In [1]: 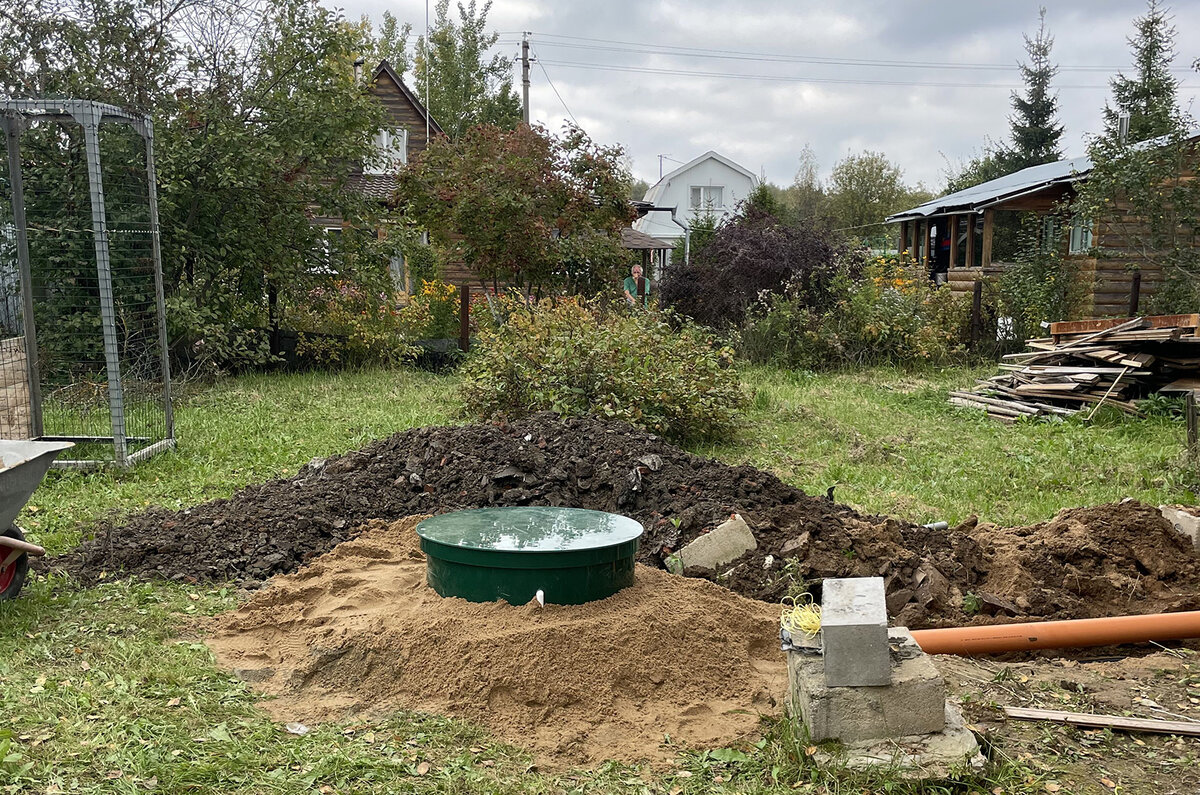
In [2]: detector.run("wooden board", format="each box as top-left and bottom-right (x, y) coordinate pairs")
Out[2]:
(1050, 314), (1200, 335)
(1004, 706), (1200, 737)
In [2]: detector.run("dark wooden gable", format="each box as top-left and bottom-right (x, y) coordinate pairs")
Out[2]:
(370, 60), (443, 155)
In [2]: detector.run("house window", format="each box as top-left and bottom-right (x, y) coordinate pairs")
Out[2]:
(689, 185), (724, 210)
(310, 226), (342, 274)
(365, 127), (408, 175)
(1041, 217), (1057, 253)
(1068, 216), (1093, 254)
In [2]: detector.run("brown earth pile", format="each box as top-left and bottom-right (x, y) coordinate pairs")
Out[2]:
(205, 517), (785, 768)
(53, 414), (1200, 628)
(705, 500), (1200, 627)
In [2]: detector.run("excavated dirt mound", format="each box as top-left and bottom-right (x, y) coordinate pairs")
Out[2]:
(701, 500), (1200, 628)
(205, 517), (785, 768)
(53, 413), (1200, 628)
(56, 412), (812, 583)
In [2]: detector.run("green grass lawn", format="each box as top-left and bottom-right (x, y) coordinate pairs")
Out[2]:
(715, 365), (1192, 527)
(1, 362), (1192, 794)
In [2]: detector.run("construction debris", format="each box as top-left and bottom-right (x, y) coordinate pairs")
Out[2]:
(952, 314), (1200, 422)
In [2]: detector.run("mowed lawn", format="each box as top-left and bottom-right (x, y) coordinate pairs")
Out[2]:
(0, 363), (1191, 794)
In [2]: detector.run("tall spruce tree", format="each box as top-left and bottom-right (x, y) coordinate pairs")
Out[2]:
(1007, 8), (1064, 169)
(1103, 0), (1180, 143)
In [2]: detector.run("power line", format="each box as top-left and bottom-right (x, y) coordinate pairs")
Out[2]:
(532, 46), (579, 127)
(533, 58), (1187, 90)
(500, 31), (1197, 74)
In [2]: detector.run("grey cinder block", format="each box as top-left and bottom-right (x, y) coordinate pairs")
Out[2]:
(822, 577), (889, 687)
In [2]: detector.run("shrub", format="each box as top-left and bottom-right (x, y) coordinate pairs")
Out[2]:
(287, 281), (417, 367)
(659, 207), (851, 328)
(459, 299), (745, 442)
(740, 257), (971, 369)
(405, 279), (462, 339)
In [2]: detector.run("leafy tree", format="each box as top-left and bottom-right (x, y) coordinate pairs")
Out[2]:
(826, 150), (910, 231)
(395, 123), (634, 295)
(944, 148), (1011, 193)
(1, 0), (392, 368)
(368, 10), (412, 75)
(410, 0), (522, 138)
(1008, 7), (1064, 170)
(630, 178), (651, 201)
(1103, 0), (1180, 143)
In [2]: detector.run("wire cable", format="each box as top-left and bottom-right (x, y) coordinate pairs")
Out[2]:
(532, 46), (579, 127)
(781, 593), (822, 638)
(501, 31), (1198, 73)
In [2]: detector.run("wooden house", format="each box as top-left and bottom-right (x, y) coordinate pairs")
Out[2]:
(313, 60), (474, 289)
(886, 132), (1199, 318)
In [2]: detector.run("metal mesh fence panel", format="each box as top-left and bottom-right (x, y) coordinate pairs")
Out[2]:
(0, 101), (173, 467)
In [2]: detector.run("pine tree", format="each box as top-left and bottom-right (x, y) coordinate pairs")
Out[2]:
(1007, 8), (1064, 170)
(1103, 0), (1180, 143)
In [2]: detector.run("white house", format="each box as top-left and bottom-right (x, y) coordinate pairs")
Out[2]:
(633, 150), (758, 247)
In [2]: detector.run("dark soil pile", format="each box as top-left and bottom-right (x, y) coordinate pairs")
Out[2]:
(54, 412), (818, 582)
(700, 500), (1200, 627)
(52, 413), (1200, 628)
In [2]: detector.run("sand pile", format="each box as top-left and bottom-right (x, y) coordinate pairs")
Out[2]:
(205, 517), (786, 767)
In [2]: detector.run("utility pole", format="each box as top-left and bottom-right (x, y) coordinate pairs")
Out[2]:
(521, 32), (531, 124)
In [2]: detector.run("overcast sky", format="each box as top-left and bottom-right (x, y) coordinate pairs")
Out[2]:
(331, 0), (1200, 193)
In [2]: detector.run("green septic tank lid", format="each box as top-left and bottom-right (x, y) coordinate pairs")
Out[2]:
(417, 507), (643, 604)
(416, 506), (643, 570)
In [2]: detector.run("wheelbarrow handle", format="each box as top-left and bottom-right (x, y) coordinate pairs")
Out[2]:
(1, 535), (45, 569)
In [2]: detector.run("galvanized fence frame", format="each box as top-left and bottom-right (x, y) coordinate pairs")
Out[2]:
(0, 99), (174, 467)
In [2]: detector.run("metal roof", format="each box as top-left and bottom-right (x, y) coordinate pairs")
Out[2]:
(886, 155), (1091, 222)
(620, 227), (673, 250)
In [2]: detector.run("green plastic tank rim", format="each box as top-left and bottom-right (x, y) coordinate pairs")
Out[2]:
(419, 536), (640, 569)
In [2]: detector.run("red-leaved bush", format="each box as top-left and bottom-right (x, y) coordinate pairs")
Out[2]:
(659, 207), (857, 328)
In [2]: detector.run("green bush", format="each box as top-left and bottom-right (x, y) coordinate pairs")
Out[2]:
(740, 256), (971, 369)
(459, 299), (745, 442)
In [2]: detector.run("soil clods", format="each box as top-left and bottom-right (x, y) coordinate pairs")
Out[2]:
(56, 413), (1200, 628)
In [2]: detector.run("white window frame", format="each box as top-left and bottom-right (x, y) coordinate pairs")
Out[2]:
(310, 226), (342, 275)
(365, 127), (408, 175)
(689, 184), (724, 211)
(1068, 216), (1093, 255)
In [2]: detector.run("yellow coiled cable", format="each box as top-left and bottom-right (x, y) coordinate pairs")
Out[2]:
(780, 593), (822, 638)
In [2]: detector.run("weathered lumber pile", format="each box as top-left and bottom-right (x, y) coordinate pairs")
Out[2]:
(951, 314), (1200, 422)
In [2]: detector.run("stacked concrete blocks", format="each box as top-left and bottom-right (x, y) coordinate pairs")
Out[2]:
(785, 576), (983, 774)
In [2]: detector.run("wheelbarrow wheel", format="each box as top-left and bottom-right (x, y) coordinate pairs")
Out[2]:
(0, 526), (30, 601)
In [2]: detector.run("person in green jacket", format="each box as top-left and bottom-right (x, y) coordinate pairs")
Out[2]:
(623, 264), (650, 308)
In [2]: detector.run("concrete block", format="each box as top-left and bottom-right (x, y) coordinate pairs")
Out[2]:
(677, 513), (756, 572)
(788, 628), (947, 742)
(812, 702), (984, 777)
(1160, 505), (1200, 551)
(822, 577), (889, 687)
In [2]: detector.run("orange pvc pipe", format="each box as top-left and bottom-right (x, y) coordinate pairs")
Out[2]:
(910, 610), (1200, 655)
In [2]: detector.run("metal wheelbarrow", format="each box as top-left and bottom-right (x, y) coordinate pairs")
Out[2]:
(0, 440), (73, 600)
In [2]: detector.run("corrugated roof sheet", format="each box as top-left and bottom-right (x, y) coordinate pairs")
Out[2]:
(886, 155), (1091, 222)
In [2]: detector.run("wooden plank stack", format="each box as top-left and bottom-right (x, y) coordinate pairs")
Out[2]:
(950, 314), (1200, 422)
